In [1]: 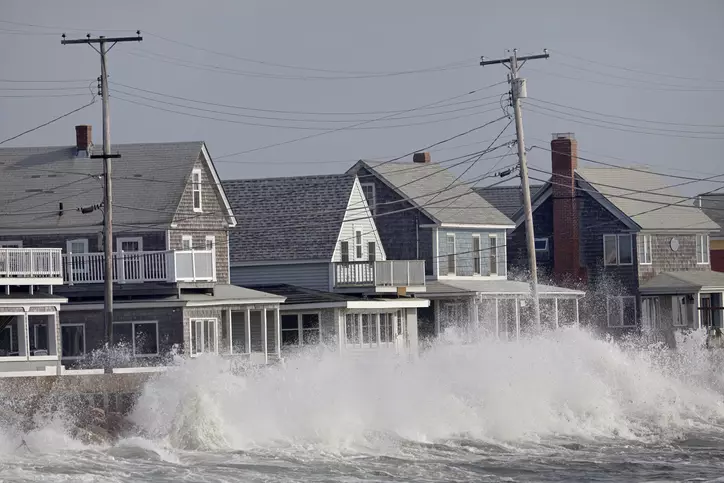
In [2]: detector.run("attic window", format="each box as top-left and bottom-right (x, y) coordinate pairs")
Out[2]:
(361, 183), (376, 213)
(192, 168), (202, 212)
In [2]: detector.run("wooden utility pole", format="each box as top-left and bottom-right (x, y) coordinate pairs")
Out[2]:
(480, 48), (549, 330)
(62, 33), (142, 371)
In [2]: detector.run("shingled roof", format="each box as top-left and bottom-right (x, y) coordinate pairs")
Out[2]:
(223, 175), (356, 263)
(699, 194), (724, 236)
(348, 160), (513, 226)
(473, 184), (544, 220)
(0, 141), (210, 231)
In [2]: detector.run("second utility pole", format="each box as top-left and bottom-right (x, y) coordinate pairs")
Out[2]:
(481, 48), (549, 330)
(62, 32), (142, 371)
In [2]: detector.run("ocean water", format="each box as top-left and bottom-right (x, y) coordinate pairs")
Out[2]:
(3, 327), (724, 482)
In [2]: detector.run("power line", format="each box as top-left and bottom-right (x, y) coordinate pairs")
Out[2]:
(0, 99), (96, 146)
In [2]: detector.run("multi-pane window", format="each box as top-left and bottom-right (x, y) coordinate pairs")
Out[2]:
(640, 235), (652, 265)
(192, 169), (202, 212)
(606, 296), (637, 328)
(205, 236), (215, 251)
(446, 234), (456, 275)
(345, 313), (401, 346)
(361, 183), (376, 213)
(340, 241), (350, 263)
(182, 235), (193, 250)
(190, 318), (217, 355)
(489, 234), (498, 275)
(368, 241), (376, 262)
(603, 234), (633, 266)
(61, 324), (85, 359)
(113, 321), (159, 356)
(472, 235), (481, 275)
(379, 313), (394, 343)
(67, 238), (89, 274)
(696, 235), (710, 264)
(281, 313), (320, 348)
(355, 230), (363, 259)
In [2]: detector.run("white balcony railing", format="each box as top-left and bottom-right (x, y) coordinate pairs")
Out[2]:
(63, 249), (215, 285)
(0, 248), (63, 284)
(333, 260), (426, 289)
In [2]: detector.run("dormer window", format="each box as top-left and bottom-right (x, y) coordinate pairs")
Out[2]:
(192, 168), (202, 212)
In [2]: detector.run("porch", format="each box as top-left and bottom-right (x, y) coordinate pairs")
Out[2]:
(333, 260), (426, 292)
(63, 249), (216, 285)
(0, 248), (64, 286)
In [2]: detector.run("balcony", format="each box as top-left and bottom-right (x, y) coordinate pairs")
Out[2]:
(63, 250), (216, 285)
(333, 260), (426, 292)
(0, 248), (64, 285)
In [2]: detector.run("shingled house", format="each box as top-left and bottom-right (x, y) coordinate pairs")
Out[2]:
(699, 194), (724, 272)
(223, 174), (428, 357)
(0, 125), (285, 371)
(346, 156), (583, 342)
(508, 133), (723, 339)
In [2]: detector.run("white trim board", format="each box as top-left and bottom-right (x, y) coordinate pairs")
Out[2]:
(419, 223), (515, 230)
(201, 143), (238, 227)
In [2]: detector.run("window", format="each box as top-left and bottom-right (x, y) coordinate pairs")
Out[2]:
(205, 235), (215, 251)
(641, 297), (660, 331)
(603, 234), (633, 266)
(31, 324), (48, 352)
(0, 241), (22, 248)
(379, 313), (394, 343)
(281, 313), (320, 348)
(355, 230), (363, 260)
(696, 235), (709, 264)
(0, 325), (14, 354)
(181, 235), (193, 251)
(534, 238), (548, 252)
(446, 234), (456, 275)
(340, 241), (350, 263)
(606, 296), (637, 328)
(190, 319), (217, 356)
(640, 235), (652, 265)
(345, 313), (360, 345)
(489, 234), (498, 275)
(361, 183), (376, 213)
(368, 241), (376, 262)
(66, 238), (89, 274)
(672, 295), (695, 327)
(61, 324), (85, 359)
(192, 169), (202, 212)
(465, 235), (479, 275)
(113, 321), (159, 356)
(361, 314), (374, 345)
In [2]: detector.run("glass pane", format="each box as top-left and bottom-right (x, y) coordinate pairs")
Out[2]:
(302, 313), (319, 329)
(281, 314), (298, 331)
(618, 235), (632, 264)
(281, 330), (299, 346)
(345, 314), (358, 344)
(341, 242), (349, 263)
(361, 314), (374, 345)
(607, 298), (622, 327)
(368, 242), (376, 262)
(32, 324), (48, 352)
(0, 326), (13, 353)
(473, 238), (481, 274)
(205, 320), (216, 353)
(302, 329), (319, 345)
(604, 236), (617, 265)
(622, 298), (636, 326)
(113, 323), (133, 348)
(534, 239), (547, 250)
(489, 237), (497, 275)
(61, 326), (84, 358)
(135, 323), (158, 355)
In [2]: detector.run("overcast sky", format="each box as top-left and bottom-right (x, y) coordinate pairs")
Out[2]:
(2, 0), (723, 195)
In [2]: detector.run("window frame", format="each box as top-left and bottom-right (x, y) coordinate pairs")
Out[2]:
(360, 182), (376, 214)
(640, 234), (652, 265)
(472, 234), (482, 275)
(61, 323), (86, 360)
(181, 235), (193, 251)
(534, 238), (548, 252)
(696, 234), (710, 265)
(0, 324), (15, 354)
(205, 235), (215, 251)
(340, 240), (350, 263)
(606, 296), (637, 328)
(368, 241), (376, 262)
(31, 323), (48, 353)
(489, 234), (498, 275)
(603, 234), (634, 266)
(446, 233), (456, 275)
(354, 229), (363, 260)
(112, 320), (160, 357)
(190, 318), (218, 356)
(66, 238), (90, 274)
(191, 168), (202, 212)
(280, 312), (322, 348)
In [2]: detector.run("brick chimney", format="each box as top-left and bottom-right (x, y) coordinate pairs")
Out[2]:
(413, 152), (431, 163)
(550, 133), (583, 283)
(75, 125), (92, 156)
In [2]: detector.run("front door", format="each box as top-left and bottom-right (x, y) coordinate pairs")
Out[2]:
(117, 237), (143, 282)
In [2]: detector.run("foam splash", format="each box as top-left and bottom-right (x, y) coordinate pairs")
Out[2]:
(128, 327), (724, 452)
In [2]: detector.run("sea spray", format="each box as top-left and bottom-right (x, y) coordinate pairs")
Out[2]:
(128, 326), (724, 452)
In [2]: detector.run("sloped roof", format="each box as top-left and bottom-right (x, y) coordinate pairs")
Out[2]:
(350, 160), (513, 226)
(245, 284), (359, 305)
(699, 194), (724, 236)
(0, 142), (205, 230)
(425, 279), (585, 297)
(223, 175), (355, 263)
(473, 184), (544, 220)
(639, 270), (724, 293)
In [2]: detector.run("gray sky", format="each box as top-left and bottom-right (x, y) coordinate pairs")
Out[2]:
(2, 0), (723, 195)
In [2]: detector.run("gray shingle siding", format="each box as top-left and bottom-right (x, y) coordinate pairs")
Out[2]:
(508, 196), (555, 278)
(231, 263), (331, 292)
(637, 234), (709, 283)
(438, 229), (507, 277)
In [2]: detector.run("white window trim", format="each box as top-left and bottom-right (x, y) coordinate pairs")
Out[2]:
(117, 236), (143, 253)
(181, 235), (193, 251)
(113, 320), (160, 357)
(534, 237), (549, 252)
(606, 296), (637, 328)
(360, 182), (376, 212)
(472, 234), (482, 275)
(204, 235), (215, 251)
(66, 238), (89, 254)
(66, 238), (90, 274)
(697, 235), (710, 265)
(189, 318), (218, 357)
(640, 235), (652, 265)
(192, 168), (202, 212)
(281, 312), (322, 348)
(603, 234), (633, 266)
(446, 233), (456, 276)
(489, 234), (498, 276)
(0, 240), (22, 248)
(61, 323), (86, 360)
(354, 228), (363, 261)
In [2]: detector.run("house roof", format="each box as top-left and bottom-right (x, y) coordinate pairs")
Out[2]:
(519, 167), (718, 232)
(181, 284), (286, 305)
(223, 175), (356, 263)
(473, 184), (544, 220)
(699, 194), (724, 236)
(245, 283), (429, 309)
(349, 160), (514, 227)
(425, 279), (585, 298)
(639, 271), (724, 294)
(245, 284), (359, 305)
(0, 142), (208, 231)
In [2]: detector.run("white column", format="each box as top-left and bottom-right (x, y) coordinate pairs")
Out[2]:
(245, 307), (251, 354)
(226, 308), (233, 354)
(554, 298), (559, 329)
(696, 292), (702, 329)
(575, 298), (580, 326)
(375, 313), (381, 348)
(434, 300), (441, 337)
(262, 309), (268, 364)
(358, 313), (363, 347)
(48, 313), (59, 356)
(515, 298), (520, 342)
(337, 309), (344, 354)
(275, 307), (281, 357)
(494, 298), (499, 339)
(18, 313), (29, 358)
